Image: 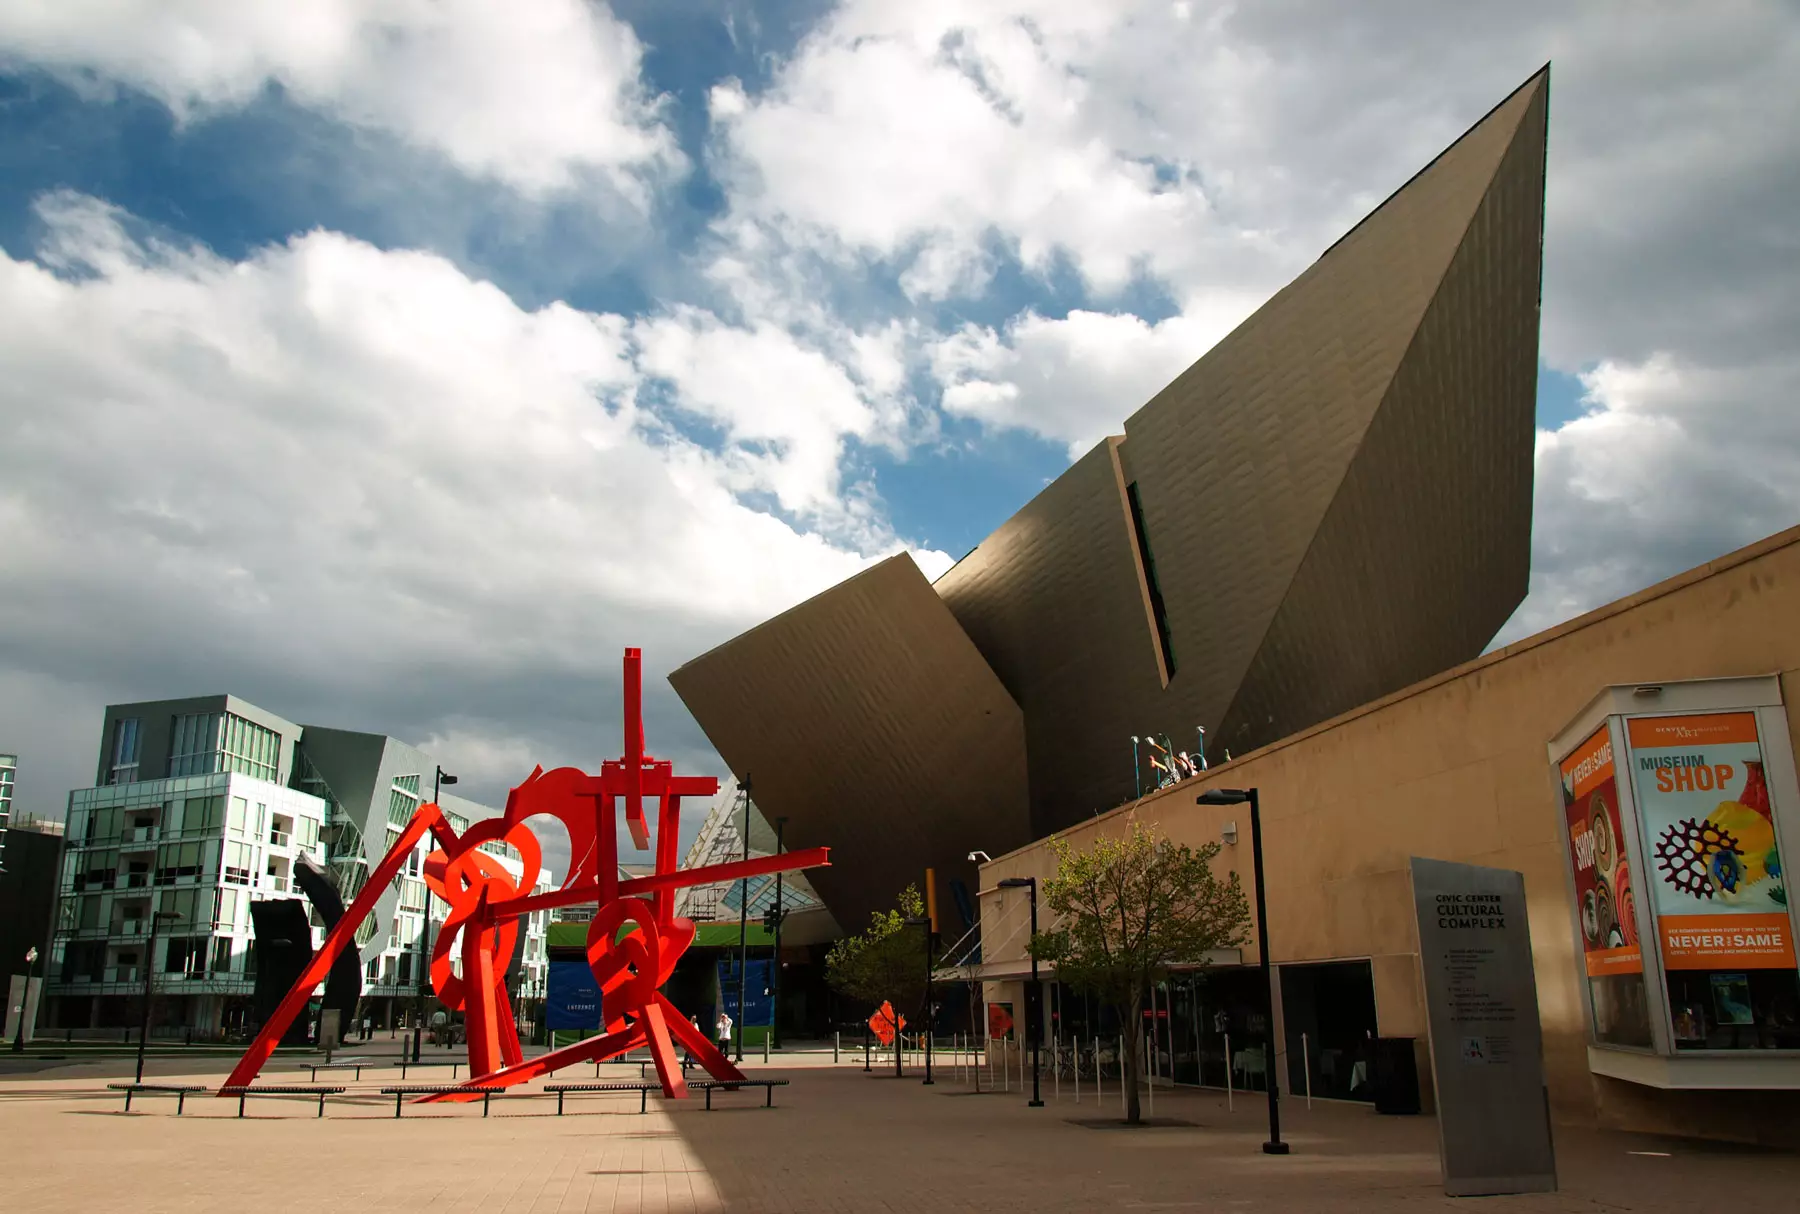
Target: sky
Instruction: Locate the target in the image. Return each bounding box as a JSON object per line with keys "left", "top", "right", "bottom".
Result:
{"left": 2, "top": 1, "right": 1798, "bottom": 871}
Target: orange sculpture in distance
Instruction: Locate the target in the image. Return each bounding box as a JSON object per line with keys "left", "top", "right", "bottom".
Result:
{"left": 221, "top": 647, "right": 829, "bottom": 1104}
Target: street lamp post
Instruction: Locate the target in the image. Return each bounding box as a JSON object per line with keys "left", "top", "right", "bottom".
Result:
{"left": 997, "top": 877, "right": 1044, "bottom": 1107}
{"left": 413, "top": 766, "right": 457, "bottom": 1063}
{"left": 736, "top": 774, "right": 751, "bottom": 1063}
{"left": 11, "top": 946, "right": 37, "bottom": 1052}
{"left": 771, "top": 816, "right": 786, "bottom": 1052}
{"left": 1197, "top": 786, "right": 1289, "bottom": 1155}
{"left": 135, "top": 911, "right": 181, "bottom": 1083}
{"left": 903, "top": 915, "right": 934, "bottom": 1085}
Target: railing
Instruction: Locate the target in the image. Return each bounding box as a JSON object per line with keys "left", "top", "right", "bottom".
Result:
{"left": 121, "top": 826, "right": 158, "bottom": 847}
{"left": 264, "top": 875, "right": 290, "bottom": 893}
{"left": 269, "top": 830, "right": 291, "bottom": 848}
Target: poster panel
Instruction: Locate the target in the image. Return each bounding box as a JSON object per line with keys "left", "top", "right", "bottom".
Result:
{"left": 1626, "top": 713, "right": 1794, "bottom": 970}
{"left": 1558, "top": 725, "right": 1642, "bottom": 977}
{"left": 1410, "top": 857, "right": 1556, "bottom": 1197}
{"left": 545, "top": 958, "right": 602, "bottom": 1031}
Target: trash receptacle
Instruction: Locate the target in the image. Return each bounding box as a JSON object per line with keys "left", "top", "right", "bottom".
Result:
{"left": 1371, "top": 1037, "right": 1421, "bottom": 1115}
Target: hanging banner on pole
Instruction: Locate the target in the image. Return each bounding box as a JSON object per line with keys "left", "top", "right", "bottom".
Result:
{"left": 1410, "top": 857, "right": 1556, "bottom": 1197}
{"left": 545, "top": 959, "right": 602, "bottom": 1031}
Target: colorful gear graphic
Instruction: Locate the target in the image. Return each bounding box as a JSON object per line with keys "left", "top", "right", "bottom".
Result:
{"left": 1654, "top": 817, "right": 1740, "bottom": 899}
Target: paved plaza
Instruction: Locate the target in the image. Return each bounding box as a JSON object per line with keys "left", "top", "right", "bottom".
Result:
{"left": 3, "top": 1040, "right": 1797, "bottom": 1213}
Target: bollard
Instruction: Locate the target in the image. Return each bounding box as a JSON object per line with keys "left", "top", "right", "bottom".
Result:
{"left": 1119, "top": 1036, "right": 1126, "bottom": 1114}
{"left": 1094, "top": 1037, "right": 1102, "bottom": 1104}
{"left": 764, "top": 1031, "right": 770, "bottom": 1063}
{"left": 834, "top": 1031, "right": 840, "bottom": 1064}
{"left": 1225, "top": 1032, "right": 1233, "bottom": 1112}
{"left": 1074, "top": 1035, "right": 1080, "bottom": 1103}
{"left": 1054, "top": 1038, "right": 1060, "bottom": 1101}
{"left": 1145, "top": 1034, "right": 1154, "bottom": 1119}
{"left": 1303, "top": 1032, "right": 1312, "bottom": 1109}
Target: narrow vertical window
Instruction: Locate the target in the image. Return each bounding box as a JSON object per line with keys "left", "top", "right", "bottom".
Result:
{"left": 1126, "top": 482, "right": 1177, "bottom": 677}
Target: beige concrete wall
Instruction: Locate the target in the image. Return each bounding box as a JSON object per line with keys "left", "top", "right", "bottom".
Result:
{"left": 979, "top": 524, "right": 1800, "bottom": 1133}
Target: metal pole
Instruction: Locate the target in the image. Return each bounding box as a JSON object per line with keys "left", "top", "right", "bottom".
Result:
{"left": 1249, "top": 789, "right": 1288, "bottom": 1154}
{"left": 1132, "top": 737, "right": 1141, "bottom": 798}
{"left": 1026, "top": 881, "right": 1042, "bottom": 1107}
{"left": 736, "top": 775, "right": 750, "bottom": 1063}
{"left": 922, "top": 919, "right": 934, "bottom": 1085}
{"left": 414, "top": 767, "right": 444, "bottom": 1066}
{"left": 134, "top": 912, "right": 170, "bottom": 1083}
{"left": 771, "top": 816, "right": 786, "bottom": 1051}
{"left": 1146, "top": 1033, "right": 1154, "bottom": 1118}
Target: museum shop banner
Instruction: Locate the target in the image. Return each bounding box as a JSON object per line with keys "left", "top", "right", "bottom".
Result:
{"left": 1625, "top": 712, "right": 1794, "bottom": 971}
{"left": 1410, "top": 857, "right": 1557, "bottom": 1197}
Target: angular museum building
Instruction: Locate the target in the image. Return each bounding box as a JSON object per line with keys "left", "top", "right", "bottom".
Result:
{"left": 674, "top": 70, "right": 1551, "bottom": 929}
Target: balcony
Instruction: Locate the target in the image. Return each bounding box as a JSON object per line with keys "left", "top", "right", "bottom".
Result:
{"left": 120, "top": 826, "right": 158, "bottom": 849}
{"left": 263, "top": 875, "right": 290, "bottom": 893}
{"left": 104, "top": 966, "right": 141, "bottom": 984}
{"left": 269, "top": 829, "right": 291, "bottom": 848}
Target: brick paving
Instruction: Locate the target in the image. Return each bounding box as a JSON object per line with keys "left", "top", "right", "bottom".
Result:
{"left": 4, "top": 1042, "right": 1797, "bottom": 1212}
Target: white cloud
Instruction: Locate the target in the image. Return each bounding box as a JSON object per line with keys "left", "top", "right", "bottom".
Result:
{"left": 707, "top": 4, "right": 1216, "bottom": 298}
{"left": 0, "top": 192, "right": 942, "bottom": 814}
{"left": 0, "top": 0, "right": 678, "bottom": 195}
{"left": 1495, "top": 351, "right": 1800, "bottom": 644}
{"left": 927, "top": 297, "right": 1260, "bottom": 455}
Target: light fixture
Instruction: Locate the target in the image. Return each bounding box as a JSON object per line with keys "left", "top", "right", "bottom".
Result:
{"left": 1633, "top": 685, "right": 1663, "bottom": 697}
{"left": 967, "top": 850, "right": 992, "bottom": 864}
{"left": 1221, "top": 821, "right": 1239, "bottom": 846}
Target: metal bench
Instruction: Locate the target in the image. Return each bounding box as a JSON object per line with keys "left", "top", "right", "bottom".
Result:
{"left": 107, "top": 1082, "right": 206, "bottom": 1114}
{"left": 305, "top": 1059, "right": 370, "bottom": 1080}
{"left": 690, "top": 1079, "right": 789, "bottom": 1110}
{"left": 218, "top": 1084, "right": 346, "bottom": 1118}
{"left": 392, "top": 1059, "right": 461, "bottom": 1080}
{"left": 379, "top": 1084, "right": 506, "bottom": 1118}
{"left": 544, "top": 1081, "right": 663, "bottom": 1115}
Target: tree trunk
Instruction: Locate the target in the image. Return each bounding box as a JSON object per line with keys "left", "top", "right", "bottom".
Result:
{"left": 1123, "top": 994, "right": 1143, "bottom": 1124}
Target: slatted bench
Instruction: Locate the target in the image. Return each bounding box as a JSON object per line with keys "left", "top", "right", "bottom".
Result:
{"left": 108, "top": 1082, "right": 206, "bottom": 1114}
{"left": 305, "top": 1059, "right": 371, "bottom": 1080}
{"left": 379, "top": 1084, "right": 507, "bottom": 1118}
{"left": 219, "top": 1084, "right": 346, "bottom": 1118}
{"left": 690, "top": 1079, "right": 789, "bottom": 1110}
{"left": 544, "top": 1081, "right": 663, "bottom": 1115}
{"left": 392, "top": 1059, "right": 461, "bottom": 1080}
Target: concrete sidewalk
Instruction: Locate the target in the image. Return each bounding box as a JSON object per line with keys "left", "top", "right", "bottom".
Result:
{"left": 2, "top": 1049, "right": 1795, "bottom": 1212}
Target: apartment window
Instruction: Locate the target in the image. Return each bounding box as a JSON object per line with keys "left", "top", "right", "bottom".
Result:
{"left": 168, "top": 712, "right": 223, "bottom": 777}
{"left": 220, "top": 713, "right": 281, "bottom": 782}
{"left": 223, "top": 841, "right": 254, "bottom": 886}
{"left": 296, "top": 815, "right": 319, "bottom": 850}
{"left": 154, "top": 841, "right": 205, "bottom": 884}
{"left": 165, "top": 936, "right": 209, "bottom": 975}
{"left": 211, "top": 937, "right": 235, "bottom": 974}
{"left": 84, "top": 805, "right": 123, "bottom": 845}
{"left": 184, "top": 794, "right": 225, "bottom": 833}
{"left": 387, "top": 776, "right": 422, "bottom": 827}
{"left": 227, "top": 796, "right": 248, "bottom": 835}
{"left": 108, "top": 717, "right": 141, "bottom": 785}
{"left": 216, "top": 887, "right": 240, "bottom": 931}
{"left": 1125, "top": 481, "right": 1178, "bottom": 678}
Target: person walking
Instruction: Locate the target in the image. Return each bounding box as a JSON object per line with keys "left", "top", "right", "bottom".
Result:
{"left": 715, "top": 1009, "right": 733, "bottom": 1056}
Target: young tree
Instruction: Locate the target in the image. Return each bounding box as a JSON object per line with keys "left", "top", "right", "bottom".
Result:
{"left": 825, "top": 885, "right": 929, "bottom": 1019}
{"left": 1030, "top": 824, "right": 1251, "bottom": 1124}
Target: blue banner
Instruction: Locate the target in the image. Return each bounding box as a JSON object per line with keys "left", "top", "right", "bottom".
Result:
{"left": 716, "top": 958, "right": 774, "bottom": 1027}
{"left": 546, "top": 959, "right": 602, "bottom": 1031}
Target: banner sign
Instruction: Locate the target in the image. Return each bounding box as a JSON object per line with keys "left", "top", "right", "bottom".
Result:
{"left": 1626, "top": 713, "right": 1793, "bottom": 970}
{"left": 987, "top": 1002, "right": 1014, "bottom": 1040}
{"left": 545, "top": 959, "right": 602, "bottom": 1031}
{"left": 1558, "top": 724, "right": 1643, "bottom": 977}
{"left": 1411, "top": 857, "right": 1556, "bottom": 1198}
{"left": 715, "top": 958, "right": 774, "bottom": 1027}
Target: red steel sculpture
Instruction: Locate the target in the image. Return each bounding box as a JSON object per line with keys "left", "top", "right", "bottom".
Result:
{"left": 221, "top": 647, "right": 828, "bottom": 1104}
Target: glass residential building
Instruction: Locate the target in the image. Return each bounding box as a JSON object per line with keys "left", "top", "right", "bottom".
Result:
{"left": 48, "top": 696, "right": 549, "bottom": 1038}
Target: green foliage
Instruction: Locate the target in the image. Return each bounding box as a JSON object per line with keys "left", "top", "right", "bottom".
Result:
{"left": 1029, "top": 823, "right": 1250, "bottom": 1122}
{"left": 825, "top": 885, "right": 929, "bottom": 1011}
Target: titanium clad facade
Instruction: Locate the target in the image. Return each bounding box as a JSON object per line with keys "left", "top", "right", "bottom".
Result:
{"left": 674, "top": 69, "right": 1551, "bottom": 916}
{"left": 669, "top": 555, "right": 1030, "bottom": 929}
